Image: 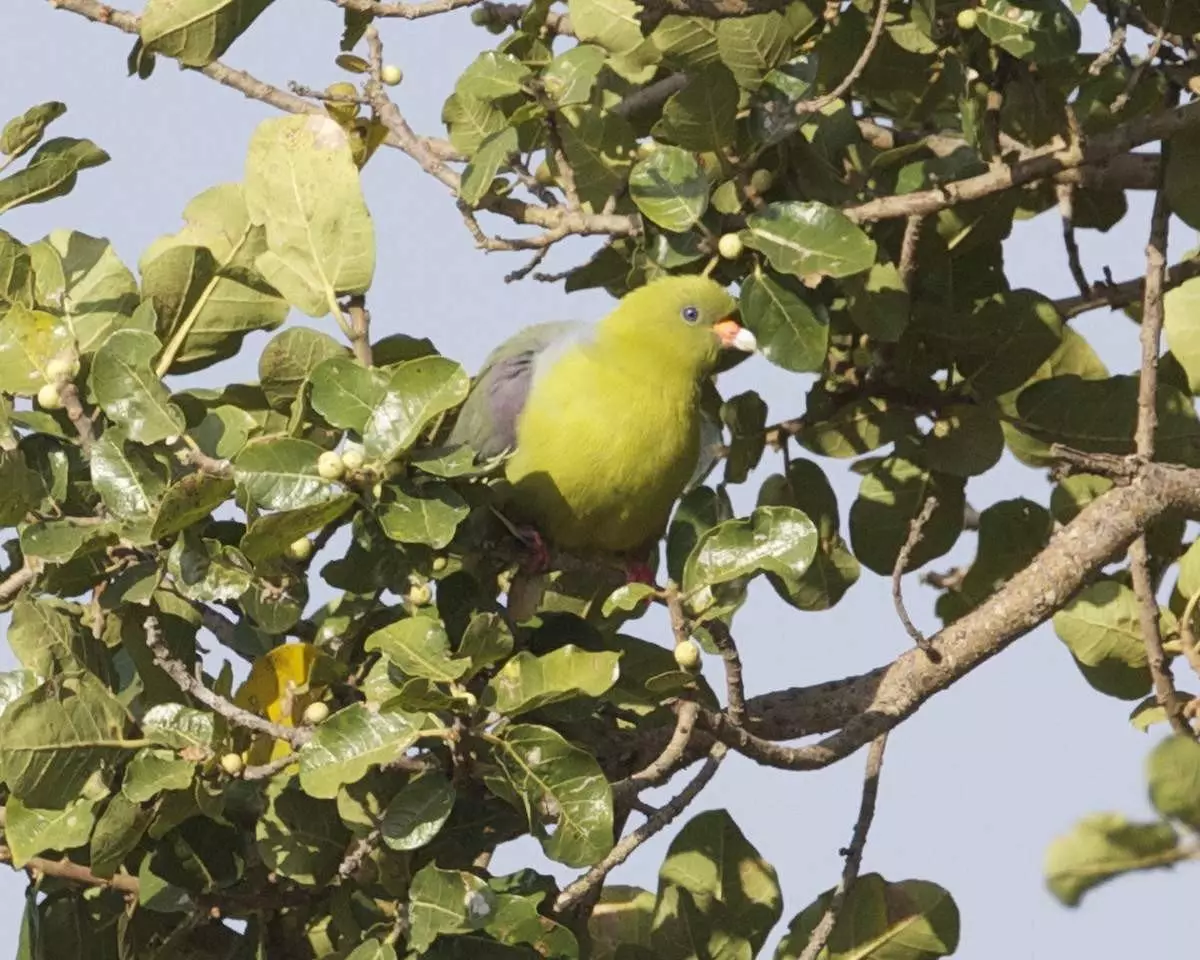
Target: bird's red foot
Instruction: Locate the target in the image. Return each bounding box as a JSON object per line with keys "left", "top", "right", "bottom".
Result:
{"left": 515, "top": 526, "right": 551, "bottom": 574}
{"left": 625, "top": 560, "right": 657, "bottom": 586}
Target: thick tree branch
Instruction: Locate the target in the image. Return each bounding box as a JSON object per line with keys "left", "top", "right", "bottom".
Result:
{"left": 796, "top": 733, "right": 888, "bottom": 960}
{"left": 57, "top": 381, "right": 95, "bottom": 455}
{"left": 335, "top": 0, "right": 482, "bottom": 17}
{"left": 0, "top": 563, "right": 38, "bottom": 605}
{"left": 605, "top": 461, "right": 1200, "bottom": 776}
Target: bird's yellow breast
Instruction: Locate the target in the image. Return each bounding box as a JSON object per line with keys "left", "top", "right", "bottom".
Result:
{"left": 504, "top": 346, "right": 700, "bottom": 554}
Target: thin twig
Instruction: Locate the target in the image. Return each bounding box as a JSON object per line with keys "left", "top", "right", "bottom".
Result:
{"left": 1057, "top": 183, "right": 1091, "bottom": 297}
{"left": 664, "top": 582, "right": 690, "bottom": 648}
{"left": 503, "top": 247, "right": 550, "bottom": 283}
{"left": 1, "top": 845, "right": 139, "bottom": 896}
{"left": 175, "top": 439, "right": 234, "bottom": 478}
{"left": 1130, "top": 112, "right": 1190, "bottom": 737}
{"left": 345, "top": 294, "right": 374, "bottom": 367}
{"left": 553, "top": 743, "right": 727, "bottom": 915}
{"left": 335, "top": 0, "right": 482, "bottom": 18}
{"left": 1111, "top": 0, "right": 1174, "bottom": 114}
{"left": 795, "top": 0, "right": 890, "bottom": 116}
{"left": 146, "top": 616, "right": 312, "bottom": 748}
{"left": 707, "top": 620, "right": 747, "bottom": 726}
{"left": 241, "top": 751, "right": 300, "bottom": 781}
{"left": 614, "top": 700, "right": 699, "bottom": 795}
{"left": 892, "top": 496, "right": 940, "bottom": 660}
{"left": 1055, "top": 255, "right": 1200, "bottom": 318}
{"left": 796, "top": 733, "right": 889, "bottom": 960}
{"left": 337, "top": 827, "right": 382, "bottom": 880}
{"left": 0, "top": 563, "right": 38, "bottom": 605}
{"left": 1090, "top": 10, "right": 1130, "bottom": 76}
{"left": 897, "top": 214, "right": 924, "bottom": 292}
{"left": 57, "top": 381, "right": 95, "bottom": 455}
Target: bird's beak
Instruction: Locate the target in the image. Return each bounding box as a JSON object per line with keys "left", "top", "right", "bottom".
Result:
{"left": 714, "top": 316, "right": 757, "bottom": 352}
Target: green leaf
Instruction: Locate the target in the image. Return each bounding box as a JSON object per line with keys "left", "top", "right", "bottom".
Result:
{"left": 256, "top": 780, "right": 349, "bottom": 885}
{"left": 151, "top": 472, "right": 234, "bottom": 540}
{"left": 3, "top": 795, "right": 97, "bottom": 868}
{"left": 458, "top": 51, "right": 533, "bottom": 100}
{"left": 365, "top": 616, "right": 470, "bottom": 682}
{"left": 567, "top": 0, "right": 661, "bottom": 82}
{"left": 0, "top": 448, "right": 40, "bottom": 526}
{"left": 1146, "top": 734, "right": 1200, "bottom": 829}
{"left": 849, "top": 457, "right": 965, "bottom": 576}
{"left": 602, "top": 583, "right": 658, "bottom": 617}
{"left": 298, "top": 702, "right": 425, "bottom": 799}
{"left": 407, "top": 862, "right": 497, "bottom": 953}
{"left": 485, "top": 723, "right": 614, "bottom": 867}
{"left": 140, "top": 0, "right": 275, "bottom": 67}
{"left": 590, "top": 886, "right": 656, "bottom": 959}
{"left": 29, "top": 230, "right": 142, "bottom": 353}
{"left": 740, "top": 269, "right": 829, "bottom": 373}
{"left": 952, "top": 289, "right": 1064, "bottom": 398}
{"left": 378, "top": 481, "right": 469, "bottom": 549}
{"left": 921, "top": 404, "right": 1005, "bottom": 477}
{"left": 0, "top": 302, "right": 73, "bottom": 396}
{"left": 717, "top": 11, "right": 800, "bottom": 91}
{"left": 166, "top": 534, "right": 253, "bottom": 603}
{"left": 363, "top": 356, "right": 470, "bottom": 463}
{"left": 7, "top": 595, "right": 105, "bottom": 677}
{"left": 92, "top": 329, "right": 186, "bottom": 443}
{"left": 20, "top": 517, "right": 118, "bottom": 565}
{"left": 345, "top": 940, "right": 397, "bottom": 960}
{"left": 141, "top": 703, "right": 216, "bottom": 751}
{"left": 652, "top": 63, "right": 739, "bottom": 152}
{"left": 1164, "top": 274, "right": 1200, "bottom": 391}
{"left": 743, "top": 201, "right": 877, "bottom": 280}
{"left": 658, "top": 809, "right": 782, "bottom": 955}
{"left": 308, "top": 353, "right": 386, "bottom": 430}
{"left": 240, "top": 492, "right": 356, "bottom": 565}
{"left": 1015, "top": 374, "right": 1200, "bottom": 464}
{"left": 776, "top": 873, "right": 960, "bottom": 959}
{"left": 543, "top": 44, "right": 607, "bottom": 106}
{"left": 484, "top": 645, "right": 621, "bottom": 717}
{"left": 0, "top": 229, "right": 34, "bottom": 307}
{"left": 460, "top": 127, "right": 519, "bottom": 207}
{"left": 845, "top": 261, "right": 910, "bottom": 342}
{"left": 243, "top": 115, "right": 375, "bottom": 316}
{"left": 90, "top": 427, "right": 170, "bottom": 521}
{"left": 381, "top": 772, "right": 456, "bottom": 851}
{"left": 797, "top": 395, "right": 909, "bottom": 458}
{"left": 442, "top": 92, "right": 508, "bottom": 156}
{"left": 977, "top": 0, "right": 1081, "bottom": 63}
{"left": 0, "top": 672, "right": 133, "bottom": 808}
{"left": 683, "top": 505, "right": 818, "bottom": 595}
{"left": 1044, "top": 813, "right": 1182, "bottom": 907}
{"left": 628, "top": 146, "right": 710, "bottom": 233}
{"left": 90, "top": 793, "right": 152, "bottom": 878}
{"left": 459, "top": 612, "right": 516, "bottom": 678}
{"left": 122, "top": 747, "right": 195, "bottom": 802}
{"left": 234, "top": 437, "right": 342, "bottom": 511}
{"left": 0, "top": 138, "right": 109, "bottom": 215}
{"left": 558, "top": 106, "right": 637, "bottom": 210}
{"left": 1, "top": 101, "right": 67, "bottom": 161}
{"left": 1052, "top": 578, "right": 1153, "bottom": 700}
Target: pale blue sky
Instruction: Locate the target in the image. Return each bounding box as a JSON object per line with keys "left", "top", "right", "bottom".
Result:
{"left": 1, "top": 2, "right": 1193, "bottom": 957}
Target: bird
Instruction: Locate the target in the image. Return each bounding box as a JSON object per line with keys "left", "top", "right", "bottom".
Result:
{"left": 449, "top": 275, "right": 757, "bottom": 575}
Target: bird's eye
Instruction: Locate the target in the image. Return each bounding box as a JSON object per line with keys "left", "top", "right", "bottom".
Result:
{"left": 681, "top": 306, "right": 700, "bottom": 324}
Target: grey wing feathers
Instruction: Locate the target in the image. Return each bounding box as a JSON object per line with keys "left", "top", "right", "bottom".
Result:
{"left": 449, "top": 320, "right": 589, "bottom": 460}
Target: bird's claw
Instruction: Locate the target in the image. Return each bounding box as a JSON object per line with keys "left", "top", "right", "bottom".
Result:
{"left": 515, "top": 526, "right": 551, "bottom": 575}
{"left": 625, "top": 560, "right": 657, "bottom": 587}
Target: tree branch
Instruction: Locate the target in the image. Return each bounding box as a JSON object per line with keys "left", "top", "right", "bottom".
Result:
{"left": 1129, "top": 112, "right": 1191, "bottom": 737}
{"left": 603, "top": 460, "right": 1200, "bottom": 776}
{"left": 707, "top": 620, "right": 747, "bottom": 725}
{"left": 1055, "top": 255, "right": 1200, "bottom": 319}
{"left": 614, "top": 699, "right": 699, "bottom": 796}
{"left": 553, "top": 742, "right": 727, "bottom": 915}
{"left": 796, "top": 733, "right": 888, "bottom": 960}
{"left": 845, "top": 98, "right": 1200, "bottom": 225}
{"left": 57, "top": 381, "right": 95, "bottom": 455}
{"left": 146, "top": 616, "right": 312, "bottom": 748}
{"left": 892, "top": 495, "right": 939, "bottom": 659}
{"left": 335, "top": 0, "right": 483, "bottom": 18}
{"left": 0, "top": 845, "right": 139, "bottom": 896}
{"left": 794, "top": 0, "right": 889, "bottom": 117}
{"left": 0, "top": 563, "right": 38, "bottom": 605}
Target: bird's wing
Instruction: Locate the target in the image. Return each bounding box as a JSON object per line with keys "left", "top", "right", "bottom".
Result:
{"left": 449, "top": 320, "right": 592, "bottom": 460}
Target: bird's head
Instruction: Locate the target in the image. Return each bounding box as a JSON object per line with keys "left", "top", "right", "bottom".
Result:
{"left": 599, "top": 275, "right": 756, "bottom": 376}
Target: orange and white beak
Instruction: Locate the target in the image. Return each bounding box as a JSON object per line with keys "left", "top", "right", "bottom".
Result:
{"left": 713, "top": 316, "right": 757, "bottom": 352}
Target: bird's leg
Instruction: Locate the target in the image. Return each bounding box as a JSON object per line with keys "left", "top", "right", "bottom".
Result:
{"left": 625, "top": 560, "right": 656, "bottom": 586}
{"left": 514, "top": 525, "right": 551, "bottom": 574}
